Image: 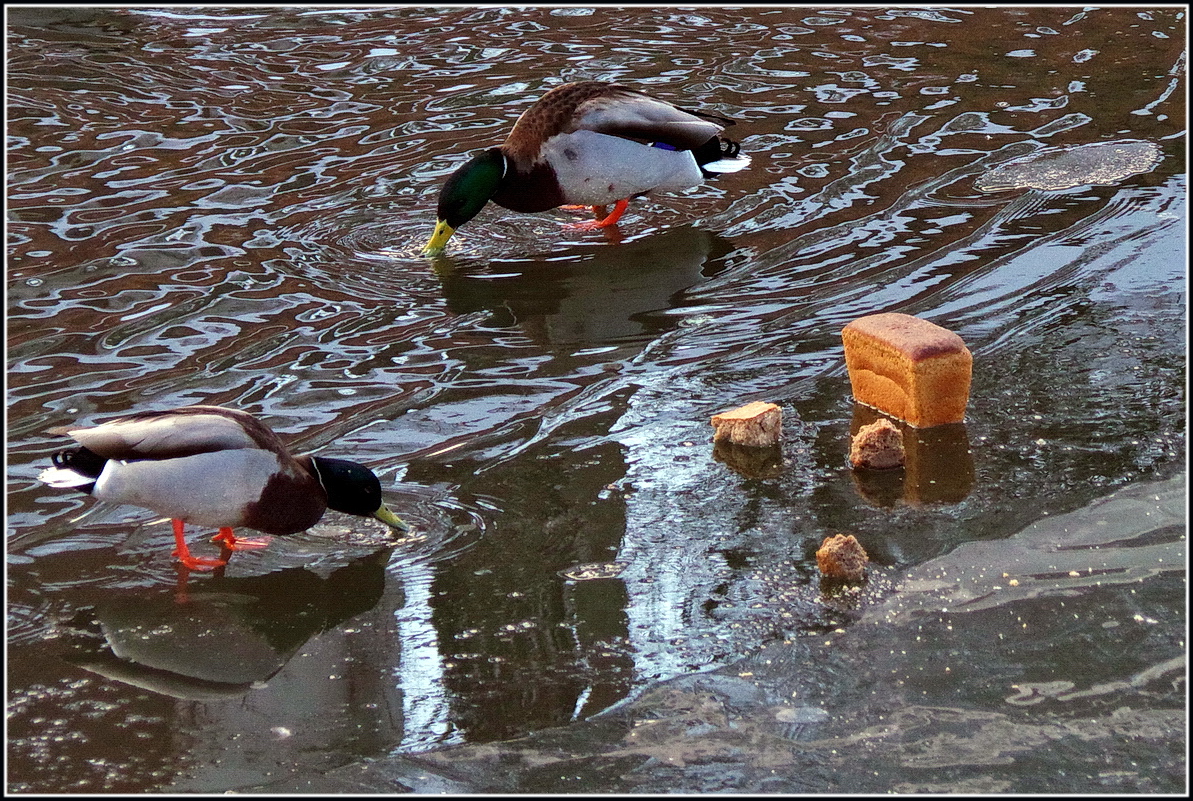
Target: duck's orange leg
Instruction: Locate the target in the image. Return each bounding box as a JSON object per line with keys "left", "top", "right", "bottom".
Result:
{"left": 211, "top": 528, "right": 272, "bottom": 551}
{"left": 565, "top": 199, "right": 630, "bottom": 230}
{"left": 594, "top": 199, "right": 629, "bottom": 227}
{"left": 171, "top": 519, "right": 229, "bottom": 570}
{"left": 559, "top": 203, "right": 606, "bottom": 219}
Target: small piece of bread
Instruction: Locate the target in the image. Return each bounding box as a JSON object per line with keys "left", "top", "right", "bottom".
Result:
{"left": 849, "top": 417, "right": 905, "bottom": 469}
{"left": 816, "top": 534, "right": 869, "bottom": 581}
{"left": 842, "top": 313, "right": 972, "bottom": 428}
{"left": 710, "top": 401, "right": 781, "bottom": 447}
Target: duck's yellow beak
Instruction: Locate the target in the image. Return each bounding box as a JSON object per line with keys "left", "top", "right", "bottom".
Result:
{"left": 422, "top": 220, "right": 455, "bottom": 256}
{"left": 374, "top": 503, "right": 411, "bottom": 532}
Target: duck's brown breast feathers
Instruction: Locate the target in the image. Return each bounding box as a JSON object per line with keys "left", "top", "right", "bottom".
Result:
{"left": 241, "top": 455, "right": 329, "bottom": 536}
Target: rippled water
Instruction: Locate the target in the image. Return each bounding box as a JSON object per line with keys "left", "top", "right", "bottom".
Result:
{"left": 6, "top": 6, "right": 1186, "bottom": 793}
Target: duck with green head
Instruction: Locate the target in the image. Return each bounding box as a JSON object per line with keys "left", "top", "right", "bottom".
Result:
{"left": 423, "top": 80, "right": 750, "bottom": 255}
{"left": 38, "top": 405, "right": 410, "bottom": 570}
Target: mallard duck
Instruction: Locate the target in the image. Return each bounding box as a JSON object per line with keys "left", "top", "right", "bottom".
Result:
{"left": 38, "top": 405, "right": 409, "bottom": 570}
{"left": 423, "top": 80, "right": 750, "bottom": 255}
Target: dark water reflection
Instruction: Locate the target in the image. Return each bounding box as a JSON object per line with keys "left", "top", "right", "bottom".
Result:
{"left": 6, "top": 5, "right": 1185, "bottom": 793}
{"left": 61, "top": 551, "right": 393, "bottom": 700}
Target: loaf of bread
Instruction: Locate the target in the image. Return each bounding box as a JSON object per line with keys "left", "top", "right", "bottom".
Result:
{"left": 842, "top": 313, "right": 972, "bottom": 428}
{"left": 710, "top": 401, "right": 781, "bottom": 447}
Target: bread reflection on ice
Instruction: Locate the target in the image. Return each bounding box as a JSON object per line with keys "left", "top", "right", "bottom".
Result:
{"left": 849, "top": 404, "right": 974, "bottom": 507}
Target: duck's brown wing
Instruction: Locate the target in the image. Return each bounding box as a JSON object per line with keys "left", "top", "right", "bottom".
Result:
{"left": 53, "top": 406, "right": 284, "bottom": 461}
{"left": 571, "top": 91, "right": 727, "bottom": 149}
{"left": 504, "top": 81, "right": 726, "bottom": 162}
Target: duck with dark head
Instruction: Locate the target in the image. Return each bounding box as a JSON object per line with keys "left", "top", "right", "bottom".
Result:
{"left": 39, "top": 405, "right": 409, "bottom": 570}
{"left": 424, "top": 80, "right": 750, "bottom": 255}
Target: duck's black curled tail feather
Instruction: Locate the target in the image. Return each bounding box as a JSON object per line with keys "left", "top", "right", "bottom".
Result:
{"left": 43, "top": 446, "right": 108, "bottom": 494}
{"left": 692, "top": 134, "right": 749, "bottom": 177}
{"left": 672, "top": 103, "right": 748, "bottom": 174}
{"left": 691, "top": 136, "right": 727, "bottom": 167}
{"left": 52, "top": 446, "right": 107, "bottom": 478}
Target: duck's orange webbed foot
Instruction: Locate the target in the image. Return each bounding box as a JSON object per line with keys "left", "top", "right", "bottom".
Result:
{"left": 175, "top": 554, "right": 229, "bottom": 570}
{"left": 171, "top": 519, "right": 229, "bottom": 570}
{"left": 212, "top": 528, "right": 272, "bottom": 551}
{"left": 563, "top": 199, "right": 630, "bottom": 230}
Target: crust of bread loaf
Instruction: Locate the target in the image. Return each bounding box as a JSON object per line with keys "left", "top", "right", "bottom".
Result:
{"left": 842, "top": 313, "right": 972, "bottom": 428}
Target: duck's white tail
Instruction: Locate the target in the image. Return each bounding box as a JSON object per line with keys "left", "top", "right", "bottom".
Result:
{"left": 38, "top": 466, "right": 94, "bottom": 488}
{"left": 702, "top": 153, "right": 751, "bottom": 173}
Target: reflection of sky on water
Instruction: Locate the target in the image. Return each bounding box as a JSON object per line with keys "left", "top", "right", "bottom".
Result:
{"left": 391, "top": 556, "right": 459, "bottom": 753}
{"left": 868, "top": 472, "right": 1185, "bottom": 624}
{"left": 617, "top": 421, "right": 739, "bottom": 684}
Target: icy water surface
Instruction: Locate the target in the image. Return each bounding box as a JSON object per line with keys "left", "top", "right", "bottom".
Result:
{"left": 6, "top": 5, "right": 1186, "bottom": 793}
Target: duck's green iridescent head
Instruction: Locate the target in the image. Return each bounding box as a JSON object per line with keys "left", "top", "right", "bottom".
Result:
{"left": 423, "top": 149, "right": 506, "bottom": 256}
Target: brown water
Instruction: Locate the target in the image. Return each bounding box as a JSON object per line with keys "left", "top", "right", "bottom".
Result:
{"left": 6, "top": 6, "right": 1186, "bottom": 793}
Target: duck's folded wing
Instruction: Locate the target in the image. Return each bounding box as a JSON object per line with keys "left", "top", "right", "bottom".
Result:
{"left": 571, "top": 91, "right": 726, "bottom": 151}
{"left": 58, "top": 408, "right": 270, "bottom": 460}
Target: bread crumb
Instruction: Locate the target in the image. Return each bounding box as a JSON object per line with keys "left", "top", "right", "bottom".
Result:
{"left": 710, "top": 401, "right": 781, "bottom": 447}
{"left": 849, "top": 417, "right": 905, "bottom": 469}
{"left": 816, "top": 534, "right": 869, "bottom": 581}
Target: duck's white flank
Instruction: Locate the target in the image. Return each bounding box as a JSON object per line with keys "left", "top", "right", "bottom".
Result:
{"left": 543, "top": 130, "right": 706, "bottom": 206}
{"left": 91, "top": 449, "right": 290, "bottom": 529}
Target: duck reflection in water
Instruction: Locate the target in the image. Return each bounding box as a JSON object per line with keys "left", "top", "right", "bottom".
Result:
{"left": 435, "top": 225, "right": 734, "bottom": 348}
{"left": 61, "top": 550, "right": 392, "bottom": 701}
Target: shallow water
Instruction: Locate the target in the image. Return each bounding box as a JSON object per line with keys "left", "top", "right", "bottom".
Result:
{"left": 6, "top": 5, "right": 1186, "bottom": 793}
